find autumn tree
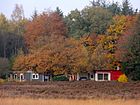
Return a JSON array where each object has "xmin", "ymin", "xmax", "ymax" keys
[
  {"xmin": 80, "ymin": 34, "xmax": 117, "ymax": 70},
  {"xmin": 13, "ymin": 37, "xmax": 88, "ymax": 75},
  {"xmin": 115, "ymin": 15, "xmax": 140, "ymax": 80},
  {"xmin": 107, "ymin": 15, "xmax": 135, "ymax": 36},
  {"xmin": 80, "ymin": 34, "xmax": 98, "ymax": 71},
  {"xmin": 94, "ymin": 15, "xmax": 136, "ymax": 69},
  {"xmin": 92, "ymin": 35, "xmax": 117, "ymax": 69},
  {"xmin": 91, "ymin": 44, "xmax": 109, "ymax": 70},
  {"xmin": 24, "ymin": 11, "xmax": 67, "ymax": 51},
  {"xmin": 107, "ymin": 15, "xmax": 136, "ymax": 57}
]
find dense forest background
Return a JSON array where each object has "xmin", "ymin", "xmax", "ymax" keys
[{"xmin": 0, "ymin": 0, "xmax": 140, "ymax": 80}]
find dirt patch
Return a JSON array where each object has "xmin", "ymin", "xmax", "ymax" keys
[{"xmin": 0, "ymin": 81, "xmax": 140, "ymax": 99}]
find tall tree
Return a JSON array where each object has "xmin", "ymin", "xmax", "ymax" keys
[
  {"xmin": 24, "ymin": 11, "xmax": 67, "ymax": 51},
  {"xmin": 90, "ymin": 0, "xmax": 107, "ymax": 8},
  {"xmin": 115, "ymin": 15, "xmax": 140, "ymax": 80},
  {"xmin": 0, "ymin": 13, "xmax": 26, "ymax": 58},
  {"xmin": 107, "ymin": 2, "xmax": 121, "ymax": 16},
  {"xmin": 10, "ymin": 4, "xmax": 27, "ymax": 56},
  {"xmin": 55, "ymin": 7, "xmax": 63, "ymax": 17},
  {"xmin": 116, "ymin": 15, "xmax": 139, "ymax": 64},
  {"xmin": 10, "ymin": 4, "xmax": 26, "ymax": 36},
  {"xmin": 107, "ymin": 15, "xmax": 135, "ymax": 36},
  {"xmin": 11, "ymin": 4, "xmax": 25, "ymax": 22},
  {"xmin": 0, "ymin": 14, "xmax": 9, "ymax": 58},
  {"xmin": 65, "ymin": 7, "xmax": 113, "ymax": 38},
  {"xmin": 32, "ymin": 9, "xmax": 38, "ymax": 20},
  {"xmin": 65, "ymin": 9, "xmax": 86, "ymax": 38},
  {"xmin": 13, "ymin": 37, "xmax": 88, "ymax": 75},
  {"xmin": 122, "ymin": 0, "xmax": 133, "ymax": 15},
  {"xmin": 82, "ymin": 7, "xmax": 113, "ymax": 35}
]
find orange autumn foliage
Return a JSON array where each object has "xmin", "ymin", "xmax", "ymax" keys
[
  {"xmin": 13, "ymin": 37, "xmax": 88, "ymax": 74},
  {"xmin": 24, "ymin": 12, "xmax": 67, "ymax": 51}
]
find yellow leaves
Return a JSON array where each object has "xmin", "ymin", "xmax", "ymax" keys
[
  {"xmin": 107, "ymin": 15, "xmax": 127, "ymax": 35},
  {"xmin": 89, "ymin": 34, "xmax": 120, "ymax": 70},
  {"xmin": 80, "ymin": 35, "xmax": 93, "ymax": 46},
  {"xmin": 97, "ymin": 35, "xmax": 105, "ymax": 44},
  {"xmin": 97, "ymin": 35, "xmax": 117, "ymax": 53},
  {"xmin": 104, "ymin": 15, "xmax": 136, "ymax": 69},
  {"xmin": 107, "ymin": 15, "xmax": 136, "ymax": 36},
  {"xmin": 106, "ymin": 53, "xmax": 113, "ymax": 59},
  {"xmin": 118, "ymin": 74, "xmax": 128, "ymax": 83}
]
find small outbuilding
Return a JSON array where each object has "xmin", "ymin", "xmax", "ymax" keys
[
  {"xmin": 11, "ymin": 70, "xmax": 52, "ymax": 82},
  {"xmin": 76, "ymin": 69, "xmax": 123, "ymax": 81}
]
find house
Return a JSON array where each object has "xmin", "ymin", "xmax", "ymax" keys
[
  {"xmin": 11, "ymin": 70, "xmax": 52, "ymax": 82},
  {"xmin": 12, "ymin": 69, "xmax": 123, "ymax": 82},
  {"xmin": 76, "ymin": 69, "xmax": 123, "ymax": 81}
]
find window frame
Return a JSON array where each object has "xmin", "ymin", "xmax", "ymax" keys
[
  {"xmin": 20, "ymin": 73, "xmax": 24, "ymax": 80},
  {"xmin": 96, "ymin": 72, "xmax": 110, "ymax": 81},
  {"xmin": 97, "ymin": 73, "xmax": 103, "ymax": 80},
  {"xmin": 104, "ymin": 73, "xmax": 109, "ymax": 80},
  {"xmin": 32, "ymin": 73, "xmax": 39, "ymax": 79}
]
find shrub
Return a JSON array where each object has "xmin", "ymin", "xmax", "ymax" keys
[
  {"xmin": 52, "ymin": 75, "xmax": 69, "ymax": 81},
  {"xmin": 122, "ymin": 63, "xmax": 140, "ymax": 81},
  {"xmin": 0, "ymin": 78, "xmax": 5, "ymax": 84},
  {"xmin": 118, "ymin": 74, "xmax": 128, "ymax": 83}
]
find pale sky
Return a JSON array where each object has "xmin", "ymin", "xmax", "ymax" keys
[{"xmin": 0, "ymin": 0, "xmax": 139, "ymax": 19}]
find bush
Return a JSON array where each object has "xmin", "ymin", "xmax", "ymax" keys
[
  {"xmin": 0, "ymin": 78, "xmax": 5, "ymax": 84},
  {"xmin": 122, "ymin": 63, "xmax": 140, "ymax": 81},
  {"xmin": 52, "ymin": 75, "xmax": 69, "ymax": 81},
  {"xmin": 130, "ymin": 67, "xmax": 140, "ymax": 81},
  {"xmin": 118, "ymin": 74, "xmax": 128, "ymax": 83}
]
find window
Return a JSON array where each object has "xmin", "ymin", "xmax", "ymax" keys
[
  {"xmin": 14, "ymin": 74, "xmax": 17, "ymax": 79},
  {"xmin": 91, "ymin": 75, "xmax": 94, "ymax": 78},
  {"xmin": 20, "ymin": 74, "xmax": 24, "ymax": 80},
  {"xmin": 98, "ymin": 74, "xmax": 103, "ymax": 80},
  {"xmin": 35, "ymin": 74, "xmax": 38, "ymax": 79},
  {"xmin": 32, "ymin": 73, "xmax": 39, "ymax": 79},
  {"xmin": 96, "ymin": 73, "xmax": 110, "ymax": 81},
  {"xmin": 32, "ymin": 74, "xmax": 36, "ymax": 78},
  {"xmin": 104, "ymin": 74, "xmax": 109, "ymax": 80}
]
